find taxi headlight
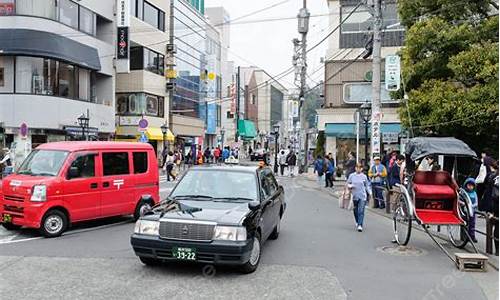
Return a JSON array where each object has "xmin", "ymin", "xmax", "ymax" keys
[
  {"xmin": 30, "ymin": 185, "xmax": 47, "ymax": 202},
  {"xmin": 213, "ymin": 226, "xmax": 247, "ymax": 241},
  {"xmin": 134, "ymin": 220, "xmax": 159, "ymax": 236}
]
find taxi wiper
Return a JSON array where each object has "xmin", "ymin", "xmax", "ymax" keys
[
  {"xmin": 17, "ymin": 170, "xmax": 32, "ymax": 175},
  {"xmin": 32, "ymin": 172, "xmax": 55, "ymax": 176},
  {"xmin": 173, "ymin": 195, "xmax": 213, "ymax": 200},
  {"xmin": 213, "ymin": 197, "xmax": 254, "ymax": 202}
]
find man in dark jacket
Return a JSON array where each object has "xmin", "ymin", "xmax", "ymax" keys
[{"xmin": 286, "ymin": 151, "xmax": 297, "ymax": 177}]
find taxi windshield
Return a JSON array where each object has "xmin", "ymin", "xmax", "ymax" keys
[
  {"xmin": 17, "ymin": 150, "xmax": 69, "ymax": 176},
  {"xmin": 171, "ymin": 170, "xmax": 258, "ymax": 201}
]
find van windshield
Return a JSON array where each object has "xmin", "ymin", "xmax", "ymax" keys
[{"xmin": 17, "ymin": 150, "xmax": 69, "ymax": 176}]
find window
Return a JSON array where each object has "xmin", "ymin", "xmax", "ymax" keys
[
  {"xmin": 0, "ymin": 0, "xmax": 15, "ymax": 16},
  {"xmin": 158, "ymin": 11, "xmax": 165, "ymax": 31},
  {"xmin": 68, "ymin": 154, "xmax": 95, "ymax": 178},
  {"xmin": 79, "ymin": 6, "xmax": 96, "ymax": 35},
  {"xmin": 59, "ymin": 0, "xmax": 78, "ymax": 29},
  {"xmin": 343, "ymin": 82, "xmax": 395, "ymax": 104},
  {"xmin": 116, "ymin": 93, "xmax": 164, "ymax": 117},
  {"xmin": 133, "ymin": 0, "xmax": 164, "ymax": 31},
  {"xmin": 102, "ymin": 152, "xmax": 130, "ymax": 176},
  {"xmin": 131, "ymin": 47, "xmax": 164, "ymax": 75},
  {"xmin": 58, "ymin": 62, "xmax": 78, "ymax": 99},
  {"xmin": 16, "ymin": 0, "xmax": 57, "ymax": 19},
  {"xmin": 79, "ymin": 68, "xmax": 91, "ymax": 101},
  {"xmin": 0, "ymin": 56, "xmax": 13, "ymax": 93},
  {"xmin": 17, "ymin": 150, "xmax": 69, "ymax": 177},
  {"xmin": 133, "ymin": 152, "xmax": 148, "ymax": 174}
]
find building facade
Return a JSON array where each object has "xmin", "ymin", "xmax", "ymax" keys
[
  {"xmin": 115, "ymin": 0, "xmax": 172, "ymax": 157},
  {"xmin": 318, "ymin": 0, "xmax": 405, "ymax": 165},
  {"xmin": 0, "ymin": 0, "xmax": 116, "ymax": 165}
]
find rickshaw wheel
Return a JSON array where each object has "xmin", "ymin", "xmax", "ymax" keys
[
  {"xmin": 393, "ymin": 193, "xmax": 412, "ymax": 246},
  {"xmin": 448, "ymin": 192, "xmax": 471, "ymax": 248}
]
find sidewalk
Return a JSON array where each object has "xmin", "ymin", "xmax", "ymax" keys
[{"xmin": 297, "ymin": 171, "xmax": 500, "ymax": 270}]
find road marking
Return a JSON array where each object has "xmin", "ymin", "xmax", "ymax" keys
[{"xmin": 0, "ymin": 236, "xmax": 43, "ymax": 245}]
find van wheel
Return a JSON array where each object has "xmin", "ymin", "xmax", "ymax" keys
[
  {"xmin": 40, "ymin": 209, "xmax": 68, "ymax": 238},
  {"xmin": 134, "ymin": 200, "xmax": 152, "ymax": 221},
  {"xmin": 2, "ymin": 223, "xmax": 22, "ymax": 231}
]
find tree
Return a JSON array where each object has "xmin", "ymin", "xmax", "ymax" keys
[
  {"xmin": 396, "ymin": 1, "xmax": 499, "ymax": 156},
  {"xmin": 314, "ymin": 131, "xmax": 325, "ymax": 158}
]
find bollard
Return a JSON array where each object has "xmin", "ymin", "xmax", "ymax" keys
[{"xmin": 486, "ymin": 214, "xmax": 493, "ymax": 255}]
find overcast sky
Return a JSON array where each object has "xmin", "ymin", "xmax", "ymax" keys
[{"xmin": 206, "ymin": 0, "xmax": 329, "ymax": 90}]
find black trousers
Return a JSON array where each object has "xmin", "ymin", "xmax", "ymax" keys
[
  {"xmin": 166, "ymin": 164, "xmax": 176, "ymax": 181},
  {"xmin": 325, "ymin": 173, "xmax": 333, "ymax": 187},
  {"xmin": 280, "ymin": 164, "xmax": 286, "ymax": 176}
]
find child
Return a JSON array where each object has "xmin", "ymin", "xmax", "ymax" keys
[
  {"xmin": 347, "ymin": 163, "xmax": 373, "ymax": 232},
  {"xmin": 463, "ymin": 178, "xmax": 478, "ymax": 243}
]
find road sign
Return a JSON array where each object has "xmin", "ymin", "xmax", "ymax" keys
[
  {"xmin": 138, "ymin": 132, "xmax": 148, "ymax": 143},
  {"xmin": 138, "ymin": 118, "xmax": 148, "ymax": 132},
  {"xmin": 385, "ymin": 55, "xmax": 400, "ymax": 91},
  {"xmin": 20, "ymin": 122, "xmax": 28, "ymax": 139}
]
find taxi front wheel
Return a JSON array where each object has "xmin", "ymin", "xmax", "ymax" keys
[{"xmin": 40, "ymin": 209, "xmax": 68, "ymax": 238}]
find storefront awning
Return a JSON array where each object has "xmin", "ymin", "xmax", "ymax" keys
[
  {"xmin": 238, "ymin": 120, "xmax": 257, "ymax": 140},
  {"xmin": 325, "ymin": 123, "xmax": 401, "ymax": 138},
  {"xmin": 0, "ymin": 29, "xmax": 101, "ymax": 70},
  {"xmin": 142, "ymin": 127, "xmax": 175, "ymax": 142}
]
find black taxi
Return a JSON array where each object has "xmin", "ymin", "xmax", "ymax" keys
[{"xmin": 130, "ymin": 164, "xmax": 285, "ymax": 273}]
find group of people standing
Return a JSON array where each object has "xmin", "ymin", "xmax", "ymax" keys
[
  {"xmin": 277, "ymin": 148, "xmax": 298, "ymax": 177},
  {"xmin": 313, "ymin": 153, "xmax": 336, "ymax": 188}
]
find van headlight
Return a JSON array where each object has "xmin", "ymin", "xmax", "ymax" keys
[
  {"xmin": 134, "ymin": 220, "xmax": 159, "ymax": 236},
  {"xmin": 213, "ymin": 226, "xmax": 247, "ymax": 241},
  {"xmin": 31, "ymin": 185, "xmax": 47, "ymax": 202}
]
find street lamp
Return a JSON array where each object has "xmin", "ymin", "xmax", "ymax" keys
[
  {"xmin": 358, "ymin": 101, "xmax": 372, "ymax": 169},
  {"xmin": 220, "ymin": 127, "xmax": 225, "ymax": 148},
  {"xmin": 273, "ymin": 124, "xmax": 280, "ymax": 173},
  {"xmin": 77, "ymin": 113, "xmax": 89, "ymax": 141},
  {"xmin": 160, "ymin": 123, "xmax": 169, "ymax": 153}
]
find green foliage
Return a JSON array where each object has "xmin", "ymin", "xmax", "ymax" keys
[
  {"xmin": 397, "ymin": 2, "xmax": 499, "ymax": 156},
  {"xmin": 314, "ymin": 131, "xmax": 325, "ymax": 158}
]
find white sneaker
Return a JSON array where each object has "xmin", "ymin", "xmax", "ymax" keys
[{"xmin": 357, "ymin": 225, "xmax": 363, "ymax": 232}]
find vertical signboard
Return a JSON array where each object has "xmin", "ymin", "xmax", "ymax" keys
[
  {"xmin": 230, "ymin": 83, "xmax": 236, "ymax": 114},
  {"xmin": 385, "ymin": 55, "xmax": 400, "ymax": 91},
  {"xmin": 116, "ymin": 0, "xmax": 130, "ymax": 73},
  {"xmin": 371, "ymin": 111, "xmax": 382, "ymax": 157}
]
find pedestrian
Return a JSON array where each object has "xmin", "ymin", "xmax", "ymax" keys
[
  {"xmin": 463, "ymin": 177, "xmax": 478, "ymax": 243},
  {"xmin": 279, "ymin": 150, "xmax": 287, "ymax": 176},
  {"xmin": 347, "ymin": 163, "xmax": 372, "ymax": 232},
  {"xmin": 368, "ymin": 156, "xmax": 387, "ymax": 209},
  {"xmin": 482, "ymin": 161, "xmax": 499, "ymax": 214},
  {"xmin": 325, "ymin": 154, "xmax": 335, "ymax": 188},
  {"xmin": 418, "ymin": 155, "xmax": 441, "ymax": 171},
  {"xmin": 222, "ymin": 146, "xmax": 230, "ymax": 161},
  {"xmin": 161, "ymin": 147, "xmax": 168, "ymax": 169},
  {"xmin": 477, "ymin": 152, "xmax": 493, "ymax": 211},
  {"xmin": 248, "ymin": 146, "xmax": 253, "ymax": 157},
  {"xmin": 204, "ymin": 147, "xmax": 211, "ymax": 164},
  {"xmin": 287, "ymin": 151, "xmax": 297, "ymax": 177},
  {"xmin": 388, "ymin": 154, "xmax": 405, "ymax": 211},
  {"xmin": 163, "ymin": 151, "xmax": 176, "ymax": 181},
  {"xmin": 344, "ymin": 152, "xmax": 356, "ymax": 179},
  {"xmin": 214, "ymin": 146, "xmax": 221, "ymax": 163},
  {"xmin": 314, "ymin": 155, "xmax": 327, "ymax": 186},
  {"xmin": 487, "ymin": 167, "xmax": 499, "ymax": 255}
]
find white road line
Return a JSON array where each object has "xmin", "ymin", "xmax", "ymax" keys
[{"xmin": 0, "ymin": 236, "xmax": 43, "ymax": 245}]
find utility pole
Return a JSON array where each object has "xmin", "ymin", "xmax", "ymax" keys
[
  {"xmin": 370, "ymin": 0, "xmax": 382, "ymax": 160},
  {"xmin": 235, "ymin": 66, "xmax": 240, "ymax": 142},
  {"xmin": 297, "ymin": 0, "xmax": 309, "ymax": 173}
]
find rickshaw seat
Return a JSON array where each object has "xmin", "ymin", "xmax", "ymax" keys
[
  {"xmin": 415, "ymin": 210, "xmax": 463, "ymax": 225},
  {"xmin": 413, "ymin": 171, "xmax": 456, "ymax": 199}
]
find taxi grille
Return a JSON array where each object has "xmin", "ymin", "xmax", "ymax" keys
[
  {"xmin": 3, "ymin": 195, "xmax": 25, "ymax": 202},
  {"xmin": 159, "ymin": 221, "xmax": 215, "ymax": 241}
]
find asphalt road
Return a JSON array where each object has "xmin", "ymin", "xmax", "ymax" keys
[{"xmin": 0, "ymin": 176, "xmax": 498, "ymax": 300}]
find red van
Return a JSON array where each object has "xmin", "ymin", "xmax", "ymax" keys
[{"xmin": 0, "ymin": 142, "xmax": 159, "ymax": 237}]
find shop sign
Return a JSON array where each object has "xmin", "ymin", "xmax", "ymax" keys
[
  {"xmin": 382, "ymin": 132, "xmax": 399, "ymax": 144},
  {"xmin": 20, "ymin": 123, "xmax": 28, "ymax": 139}
]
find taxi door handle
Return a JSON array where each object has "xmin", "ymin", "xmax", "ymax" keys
[
  {"xmin": 103, "ymin": 182, "xmax": 110, "ymax": 188},
  {"xmin": 90, "ymin": 183, "xmax": 98, "ymax": 189}
]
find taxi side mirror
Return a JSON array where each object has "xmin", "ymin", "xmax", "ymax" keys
[
  {"xmin": 248, "ymin": 201, "xmax": 261, "ymax": 211},
  {"xmin": 67, "ymin": 167, "xmax": 80, "ymax": 179}
]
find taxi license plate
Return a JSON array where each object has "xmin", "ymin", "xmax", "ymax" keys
[
  {"xmin": 2, "ymin": 214, "xmax": 12, "ymax": 223},
  {"xmin": 172, "ymin": 247, "xmax": 196, "ymax": 261}
]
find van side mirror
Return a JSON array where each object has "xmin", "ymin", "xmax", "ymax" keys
[
  {"xmin": 67, "ymin": 167, "xmax": 80, "ymax": 179},
  {"xmin": 248, "ymin": 201, "xmax": 261, "ymax": 211}
]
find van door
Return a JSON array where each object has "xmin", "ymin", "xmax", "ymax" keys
[
  {"xmin": 63, "ymin": 152, "xmax": 100, "ymax": 221},
  {"xmin": 99, "ymin": 151, "xmax": 134, "ymax": 217}
]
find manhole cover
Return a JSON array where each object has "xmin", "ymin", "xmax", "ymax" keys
[{"xmin": 377, "ymin": 245, "xmax": 427, "ymax": 256}]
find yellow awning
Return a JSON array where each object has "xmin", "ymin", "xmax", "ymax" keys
[{"xmin": 142, "ymin": 127, "xmax": 175, "ymax": 142}]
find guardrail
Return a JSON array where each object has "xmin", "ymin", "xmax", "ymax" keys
[{"xmin": 475, "ymin": 211, "xmax": 499, "ymax": 256}]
